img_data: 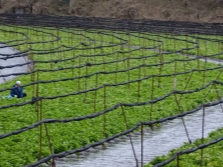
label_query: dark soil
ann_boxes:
[0,0,223,23]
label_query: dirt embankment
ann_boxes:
[0,0,223,23]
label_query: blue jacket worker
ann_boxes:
[10,81,26,98]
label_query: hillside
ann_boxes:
[0,0,223,23]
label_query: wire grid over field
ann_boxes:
[0,14,223,167]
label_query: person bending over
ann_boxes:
[10,81,27,98]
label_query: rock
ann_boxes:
[86,147,96,153]
[66,154,77,159]
[37,163,49,167]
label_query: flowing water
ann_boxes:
[56,104,223,167]
[1,44,223,167]
[0,44,29,84]
[55,55,223,167]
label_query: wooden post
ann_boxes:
[69,0,74,8]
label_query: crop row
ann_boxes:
[0,24,223,166]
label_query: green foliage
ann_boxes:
[0,25,223,166]
[146,128,223,167]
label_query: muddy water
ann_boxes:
[56,104,223,167]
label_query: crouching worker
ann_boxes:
[10,81,27,98]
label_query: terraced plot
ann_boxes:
[0,15,223,167]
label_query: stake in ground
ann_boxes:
[0,19,223,167]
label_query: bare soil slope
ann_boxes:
[0,0,223,23]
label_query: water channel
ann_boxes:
[55,52,223,166]
[56,104,223,167]
[1,44,223,167]
[0,44,29,84]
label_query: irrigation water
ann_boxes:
[0,44,29,84]
[55,48,223,167]
[56,104,223,167]
[0,14,223,167]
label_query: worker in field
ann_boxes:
[10,81,27,98]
